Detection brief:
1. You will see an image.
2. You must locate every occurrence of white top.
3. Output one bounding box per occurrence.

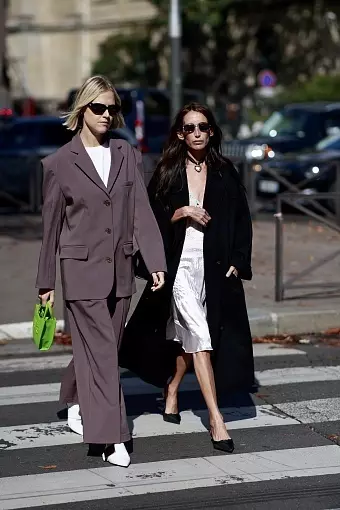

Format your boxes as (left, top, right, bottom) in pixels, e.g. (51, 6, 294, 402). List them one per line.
(85, 144, 111, 187)
(184, 192, 205, 244)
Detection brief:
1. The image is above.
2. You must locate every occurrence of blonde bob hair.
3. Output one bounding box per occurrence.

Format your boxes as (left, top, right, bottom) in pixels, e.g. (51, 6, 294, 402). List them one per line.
(62, 75, 125, 131)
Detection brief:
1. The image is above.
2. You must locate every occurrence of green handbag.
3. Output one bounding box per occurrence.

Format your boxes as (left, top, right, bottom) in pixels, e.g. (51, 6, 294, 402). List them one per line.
(32, 302, 57, 351)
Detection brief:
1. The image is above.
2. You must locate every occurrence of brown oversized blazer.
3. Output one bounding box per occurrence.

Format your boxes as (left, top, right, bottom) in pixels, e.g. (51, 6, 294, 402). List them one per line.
(36, 134, 167, 300)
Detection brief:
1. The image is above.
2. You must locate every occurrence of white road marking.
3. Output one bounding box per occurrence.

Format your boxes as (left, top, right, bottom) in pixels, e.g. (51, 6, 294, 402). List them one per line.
(0, 343, 306, 373)
(277, 397, 340, 423)
(0, 446, 339, 509)
(1, 364, 340, 407)
(0, 404, 299, 450)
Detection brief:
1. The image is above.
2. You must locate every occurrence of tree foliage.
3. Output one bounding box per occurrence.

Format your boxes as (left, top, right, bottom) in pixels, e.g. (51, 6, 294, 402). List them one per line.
(278, 74, 340, 103)
(92, 0, 340, 102)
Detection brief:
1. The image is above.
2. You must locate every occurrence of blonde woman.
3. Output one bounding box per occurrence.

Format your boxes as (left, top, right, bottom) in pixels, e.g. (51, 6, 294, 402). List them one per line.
(36, 75, 166, 467)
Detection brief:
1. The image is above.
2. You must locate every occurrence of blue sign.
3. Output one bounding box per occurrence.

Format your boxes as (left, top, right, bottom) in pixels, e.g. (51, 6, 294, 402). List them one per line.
(258, 70, 277, 88)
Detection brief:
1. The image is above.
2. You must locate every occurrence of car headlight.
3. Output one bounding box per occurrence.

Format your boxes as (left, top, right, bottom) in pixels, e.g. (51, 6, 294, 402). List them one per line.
(304, 166, 321, 179)
(246, 144, 275, 161)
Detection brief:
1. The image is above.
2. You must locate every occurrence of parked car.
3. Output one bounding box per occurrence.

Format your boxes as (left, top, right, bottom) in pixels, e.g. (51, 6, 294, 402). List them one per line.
(66, 87, 205, 154)
(0, 116, 138, 207)
(256, 132, 340, 200)
(223, 102, 340, 167)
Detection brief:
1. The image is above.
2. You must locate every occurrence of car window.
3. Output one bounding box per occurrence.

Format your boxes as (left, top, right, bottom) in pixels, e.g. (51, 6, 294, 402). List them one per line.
(323, 112, 340, 136)
(316, 133, 340, 151)
(0, 121, 71, 149)
(144, 91, 170, 116)
(259, 110, 309, 138)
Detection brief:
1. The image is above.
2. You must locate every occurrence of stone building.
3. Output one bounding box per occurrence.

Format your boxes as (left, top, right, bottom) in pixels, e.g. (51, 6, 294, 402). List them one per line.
(6, 0, 156, 105)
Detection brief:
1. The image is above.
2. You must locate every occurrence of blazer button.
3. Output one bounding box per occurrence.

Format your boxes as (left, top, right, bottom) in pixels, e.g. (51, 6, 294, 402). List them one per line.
(104, 200, 111, 206)
(216, 260, 221, 265)
(106, 257, 112, 263)
(105, 228, 112, 234)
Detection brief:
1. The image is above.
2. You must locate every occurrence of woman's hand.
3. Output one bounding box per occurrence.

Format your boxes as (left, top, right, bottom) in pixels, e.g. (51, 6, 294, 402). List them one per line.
(38, 289, 55, 306)
(151, 272, 165, 291)
(171, 206, 211, 226)
(226, 266, 238, 278)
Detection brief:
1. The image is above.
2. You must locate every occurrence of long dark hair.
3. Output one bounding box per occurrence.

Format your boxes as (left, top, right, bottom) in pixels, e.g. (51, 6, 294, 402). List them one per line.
(155, 103, 236, 196)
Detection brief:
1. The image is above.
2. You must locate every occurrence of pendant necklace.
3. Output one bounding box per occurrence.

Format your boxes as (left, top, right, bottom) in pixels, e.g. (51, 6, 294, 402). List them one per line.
(187, 153, 205, 173)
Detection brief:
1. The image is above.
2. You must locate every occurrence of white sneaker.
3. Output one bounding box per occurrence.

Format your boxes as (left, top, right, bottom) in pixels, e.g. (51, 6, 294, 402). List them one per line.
(102, 443, 130, 467)
(67, 404, 83, 436)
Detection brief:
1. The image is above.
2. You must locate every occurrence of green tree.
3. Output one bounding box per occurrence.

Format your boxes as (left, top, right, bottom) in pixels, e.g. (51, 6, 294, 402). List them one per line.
(92, 26, 162, 86)
(278, 74, 340, 103)
(92, 0, 338, 101)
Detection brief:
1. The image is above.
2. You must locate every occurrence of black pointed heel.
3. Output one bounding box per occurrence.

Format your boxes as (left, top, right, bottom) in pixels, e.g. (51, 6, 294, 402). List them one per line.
(211, 438, 235, 453)
(163, 412, 181, 425)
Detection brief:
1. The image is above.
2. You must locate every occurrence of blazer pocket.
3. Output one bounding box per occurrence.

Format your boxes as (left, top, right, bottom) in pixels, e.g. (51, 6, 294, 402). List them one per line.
(123, 242, 134, 256)
(60, 245, 89, 260)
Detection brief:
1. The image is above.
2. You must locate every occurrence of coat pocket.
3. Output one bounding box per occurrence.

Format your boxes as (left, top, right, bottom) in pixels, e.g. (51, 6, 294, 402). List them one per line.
(123, 242, 134, 256)
(59, 245, 89, 260)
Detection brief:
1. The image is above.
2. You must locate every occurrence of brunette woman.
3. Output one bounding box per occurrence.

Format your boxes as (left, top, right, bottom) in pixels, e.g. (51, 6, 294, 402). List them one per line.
(36, 75, 166, 467)
(120, 103, 254, 453)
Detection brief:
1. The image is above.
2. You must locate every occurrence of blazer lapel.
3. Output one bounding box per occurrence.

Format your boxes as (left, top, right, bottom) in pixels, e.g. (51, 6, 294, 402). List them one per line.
(107, 139, 124, 194)
(70, 134, 108, 193)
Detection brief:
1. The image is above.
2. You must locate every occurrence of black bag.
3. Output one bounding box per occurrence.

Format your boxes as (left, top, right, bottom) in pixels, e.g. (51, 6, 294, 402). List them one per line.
(119, 284, 180, 388)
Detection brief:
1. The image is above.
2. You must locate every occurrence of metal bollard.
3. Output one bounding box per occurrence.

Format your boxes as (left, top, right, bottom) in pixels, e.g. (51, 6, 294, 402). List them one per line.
(275, 196, 284, 302)
(335, 161, 340, 225)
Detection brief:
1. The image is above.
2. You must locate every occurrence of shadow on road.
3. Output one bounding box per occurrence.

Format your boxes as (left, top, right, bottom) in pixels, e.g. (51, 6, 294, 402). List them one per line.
(0, 213, 42, 241)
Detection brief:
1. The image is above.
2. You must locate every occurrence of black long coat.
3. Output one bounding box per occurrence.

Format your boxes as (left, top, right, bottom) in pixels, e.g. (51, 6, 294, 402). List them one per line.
(119, 162, 255, 393)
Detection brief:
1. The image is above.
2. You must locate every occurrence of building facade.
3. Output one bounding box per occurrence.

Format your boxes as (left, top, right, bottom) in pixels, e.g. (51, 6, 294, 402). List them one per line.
(6, 0, 156, 104)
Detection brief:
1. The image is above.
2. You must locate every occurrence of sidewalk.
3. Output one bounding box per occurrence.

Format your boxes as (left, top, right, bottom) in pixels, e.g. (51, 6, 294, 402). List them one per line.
(0, 213, 340, 341)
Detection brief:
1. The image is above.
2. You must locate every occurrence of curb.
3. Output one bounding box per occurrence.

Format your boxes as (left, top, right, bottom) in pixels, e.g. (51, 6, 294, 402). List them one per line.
(0, 320, 65, 341)
(250, 309, 340, 337)
(1, 309, 340, 341)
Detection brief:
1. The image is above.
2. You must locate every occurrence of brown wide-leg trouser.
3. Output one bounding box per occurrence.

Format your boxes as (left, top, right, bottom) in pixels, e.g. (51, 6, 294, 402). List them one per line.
(59, 291, 131, 445)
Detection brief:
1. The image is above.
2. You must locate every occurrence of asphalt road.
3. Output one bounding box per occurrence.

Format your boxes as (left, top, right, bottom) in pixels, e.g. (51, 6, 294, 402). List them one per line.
(1, 341, 340, 509)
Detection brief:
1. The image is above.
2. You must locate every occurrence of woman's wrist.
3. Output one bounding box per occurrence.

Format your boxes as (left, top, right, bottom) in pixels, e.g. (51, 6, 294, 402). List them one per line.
(181, 206, 188, 218)
(171, 207, 188, 223)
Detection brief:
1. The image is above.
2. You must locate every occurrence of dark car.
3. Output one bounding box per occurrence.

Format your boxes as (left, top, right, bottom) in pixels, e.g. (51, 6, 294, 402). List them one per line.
(223, 102, 340, 166)
(256, 132, 340, 199)
(66, 87, 205, 154)
(0, 116, 138, 208)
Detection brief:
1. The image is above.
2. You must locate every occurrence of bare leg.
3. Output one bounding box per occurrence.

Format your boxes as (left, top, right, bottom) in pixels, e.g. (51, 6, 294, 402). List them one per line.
(165, 352, 192, 414)
(192, 351, 230, 441)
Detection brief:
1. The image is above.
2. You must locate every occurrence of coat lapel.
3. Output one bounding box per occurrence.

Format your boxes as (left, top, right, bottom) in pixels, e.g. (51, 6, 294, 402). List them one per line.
(70, 134, 108, 193)
(107, 139, 124, 194)
(169, 166, 226, 214)
(169, 168, 189, 212)
(203, 167, 225, 216)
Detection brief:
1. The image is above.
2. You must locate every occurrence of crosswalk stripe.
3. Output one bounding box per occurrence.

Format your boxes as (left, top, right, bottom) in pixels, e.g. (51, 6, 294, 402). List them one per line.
(0, 344, 306, 373)
(3, 393, 340, 451)
(1, 363, 340, 407)
(0, 404, 299, 450)
(0, 445, 339, 509)
(1, 342, 340, 508)
(277, 397, 340, 423)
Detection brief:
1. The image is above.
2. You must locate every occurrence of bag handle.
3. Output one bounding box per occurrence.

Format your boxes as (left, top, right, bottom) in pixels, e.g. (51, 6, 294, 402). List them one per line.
(40, 301, 54, 319)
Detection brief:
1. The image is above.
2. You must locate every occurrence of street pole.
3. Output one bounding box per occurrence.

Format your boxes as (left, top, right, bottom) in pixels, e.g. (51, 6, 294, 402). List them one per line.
(0, 0, 10, 104)
(169, 0, 182, 120)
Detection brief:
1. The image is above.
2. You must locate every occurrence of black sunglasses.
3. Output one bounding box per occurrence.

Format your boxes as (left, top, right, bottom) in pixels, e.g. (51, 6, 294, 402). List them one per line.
(88, 102, 121, 116)
(183, 122, 210, 134)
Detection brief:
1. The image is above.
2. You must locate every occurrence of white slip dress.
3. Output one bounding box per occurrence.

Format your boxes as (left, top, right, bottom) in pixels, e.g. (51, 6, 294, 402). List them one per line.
(166, 192, 213, 353)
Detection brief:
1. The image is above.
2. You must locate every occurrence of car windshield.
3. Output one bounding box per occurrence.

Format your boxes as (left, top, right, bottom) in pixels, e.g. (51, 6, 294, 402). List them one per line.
(0, 121, 72, 150)
(259, 110, 308, 138)
(315, 133, 340, 151)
